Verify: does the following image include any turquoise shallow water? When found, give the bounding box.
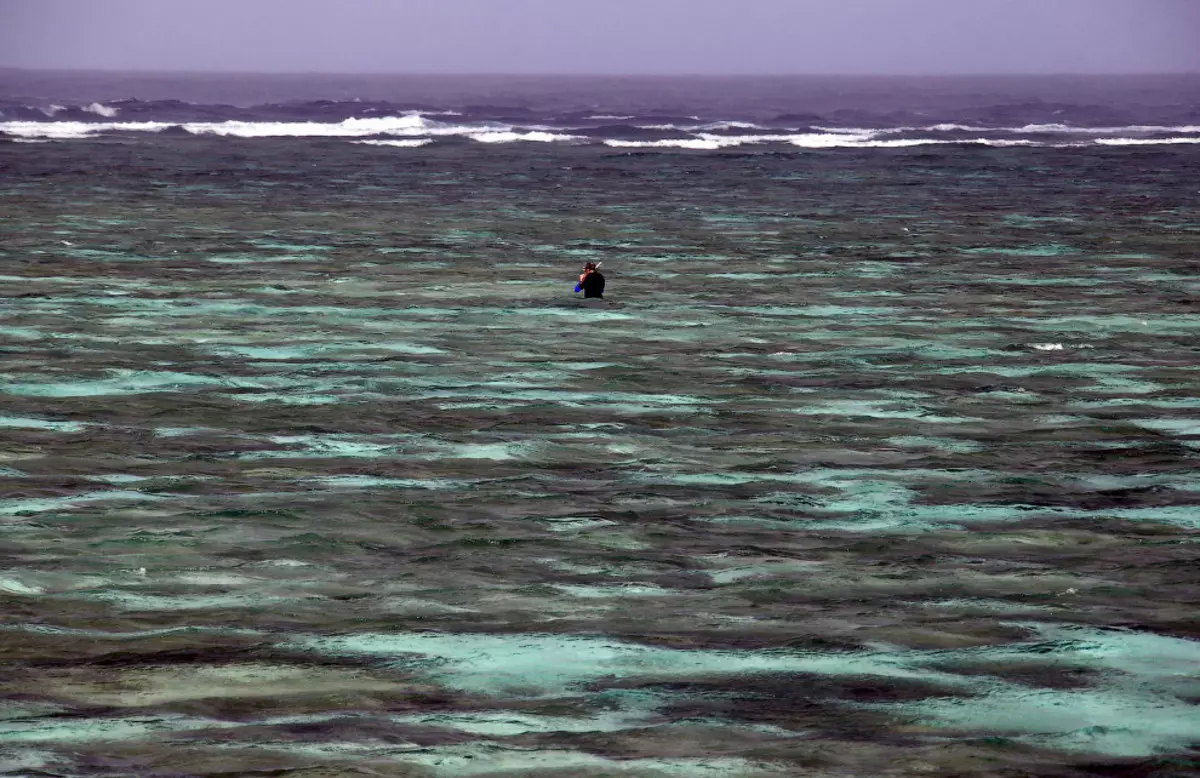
[1,134,1199,777]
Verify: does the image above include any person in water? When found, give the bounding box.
[575,262,605,299]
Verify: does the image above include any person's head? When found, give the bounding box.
[584,262,597,271]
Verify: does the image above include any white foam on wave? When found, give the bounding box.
[1018,123,1200,135]
[635,120,766,133]
[812,125,889,135]
[352,139,433,148]
[972,139,1044,147]
[84,102,119,118]
[187,114,472,137]
[822,122,1200,137]
[587,114,634,120]
[605,133,1043,150]
[929,123,993,132]
[697,120,764,131]
[1095,136,1200,146]
[468,130,582,143]
[0,120,171,139]
[605,138,724,149]
[608,131,885,150]
[5,111,1197,151]
[0,112,569,141]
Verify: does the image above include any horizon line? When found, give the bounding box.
[3,66,1200,79]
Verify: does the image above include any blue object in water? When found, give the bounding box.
[574,284,583,292]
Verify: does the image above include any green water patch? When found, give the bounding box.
[1001,215,1080,228]
[988,276,1108,287]
[2,370,289,397]
[726,304,902,317]
[284,624,1200,756]
[909,598,1058,615]
[0,490,168,516]
[416,388,706,409]
[152,426,214,437]
[249,240,332,253]
[83,474,153,484]
[235,434,537,463]
[207,254,318,264]
[963,244,1080,257]
[888,623,1200,757]
[0,577,51,595]
[91,591,305,611]
[57,216,132,227]
[287,631,966,698]
[387,708,645,737]
[788,399,983,423]
[496,306,637,321]
[0,326,44,339]
[554,583,678,598]
[206,341,446,359]
[536,517,623,533]
[885,436,984,453]
[827,289,907,298]
[440,229,496,243]
[0,415,87,432]
[1005,314,1199,335]
[375,246,437,254]
[236,434,408,460]
[702,272,780,280]
[0,714,241,743]
[302,475,474,490]
[672,462,1200,532]
[1128,418,1200,436]
[59,247,141,261]
[704,558,819,584]
[935,364,1160,397]
[231,393,346,405]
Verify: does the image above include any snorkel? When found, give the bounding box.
[575,261,601,293]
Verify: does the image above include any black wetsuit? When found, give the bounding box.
[581,271,605,299]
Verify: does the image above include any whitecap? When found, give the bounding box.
[694,120,764,131]
[604,138,725,150]
[84,102,118,118]
[788,133,941,149]
[1017,123,1200,135]
[0,120,170,139]
[468,130,582,143]
[1095,137,1200,146]
[928,123,993,132]
[0,112,516,140]
[972,139,1043,147]
[811,125,889,135]
[352,139,433,148]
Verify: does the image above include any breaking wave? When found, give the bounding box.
[352,139,434,148]
[467,130,582,143]
[2,98,1198,151]
[1095,136,1200,146]
[84,102,119,118]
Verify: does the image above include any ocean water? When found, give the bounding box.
[1,73,1199,777]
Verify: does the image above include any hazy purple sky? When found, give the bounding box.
[3,0,1198,75]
